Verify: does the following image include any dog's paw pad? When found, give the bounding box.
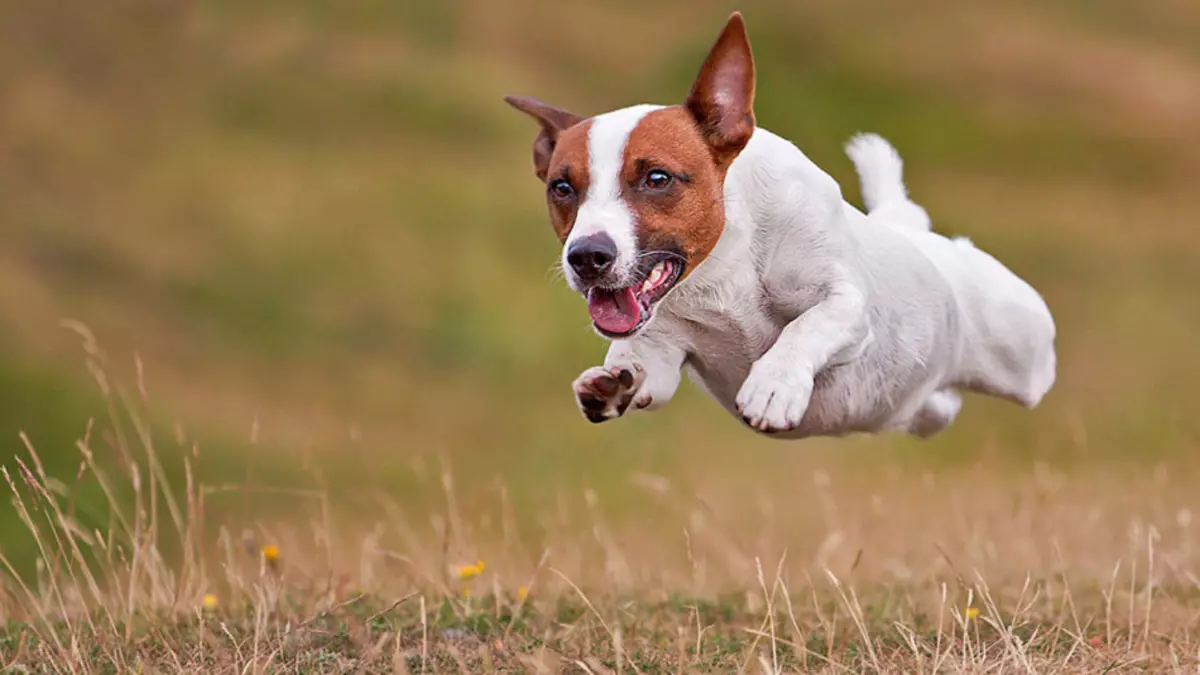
[617,368,635,389]
[579,394,609,412]
[573,365,645,423]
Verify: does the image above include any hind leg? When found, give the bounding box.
[906,389,962,438]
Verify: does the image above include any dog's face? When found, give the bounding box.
[506,13,756,338]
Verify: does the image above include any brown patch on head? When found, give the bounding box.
[504,11,756,302]
[504,94,596,243]
[619,107,728,278]
[503,95,585,182]
[599,12,758,284]
[542,120,592,243]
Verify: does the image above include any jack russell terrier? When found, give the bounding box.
[505,12,1056,439]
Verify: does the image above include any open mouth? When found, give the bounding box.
[585,256,684,338]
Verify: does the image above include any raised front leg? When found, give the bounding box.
[573,335,685,424]
[736,283,867,432]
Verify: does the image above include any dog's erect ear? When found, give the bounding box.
[504,95,585,182]
[685,12,756,165]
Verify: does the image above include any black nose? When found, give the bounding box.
[566,234,617,281]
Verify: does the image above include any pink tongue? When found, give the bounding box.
[587,287,641,334]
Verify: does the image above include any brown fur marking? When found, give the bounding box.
[503,95,585,182]
[685,12,756,168]
[620,106,730,278]
[543,120,593,242]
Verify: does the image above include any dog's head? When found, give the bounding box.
[506,12,756,338]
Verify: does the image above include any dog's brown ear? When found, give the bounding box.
[504,95,584,182]
[685,12,756,165]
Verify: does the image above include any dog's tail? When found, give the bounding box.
[845,132,932,232]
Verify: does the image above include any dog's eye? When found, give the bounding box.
[644,169,672,190]
[548,179,575,200]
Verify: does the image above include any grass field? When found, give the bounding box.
[3,366,1199,672]
[2,0,1200,672]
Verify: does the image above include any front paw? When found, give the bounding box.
[573,365,647,424]
[735,359,814,433]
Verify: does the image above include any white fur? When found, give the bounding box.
[578,114,1057,438]
[562,105,661,291]
[845,132,930,232]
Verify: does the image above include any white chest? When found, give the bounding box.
[659,266,786,411]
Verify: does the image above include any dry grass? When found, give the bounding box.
[2,340,1199,673]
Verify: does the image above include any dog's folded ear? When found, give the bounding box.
[685,12,756,166]
[504,95,584,182]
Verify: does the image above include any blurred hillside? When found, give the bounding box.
[1,0,1199,558]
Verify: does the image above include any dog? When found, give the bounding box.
[504,12,1056,439]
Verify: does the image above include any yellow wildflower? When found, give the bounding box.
[965,607,980,621]
[516,586,529,601]
[262,545,280,562]
[453,559,485,580]
[202,593,218,611]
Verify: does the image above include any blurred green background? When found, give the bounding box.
[1,0,1198,566]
